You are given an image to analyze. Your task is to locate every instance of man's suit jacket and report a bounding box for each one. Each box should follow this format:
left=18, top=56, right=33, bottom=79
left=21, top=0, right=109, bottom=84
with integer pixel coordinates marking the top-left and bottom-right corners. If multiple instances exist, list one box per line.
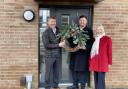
left=42, top=27, right=61, bottom=58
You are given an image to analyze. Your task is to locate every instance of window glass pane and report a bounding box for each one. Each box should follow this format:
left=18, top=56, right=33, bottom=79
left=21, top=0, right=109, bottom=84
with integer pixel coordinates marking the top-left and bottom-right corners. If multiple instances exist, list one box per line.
left=61, top=15, right=70, bottom=26
left=39, top=9, right=50, bottom=48
left=39, top=8, right=50, bottom=85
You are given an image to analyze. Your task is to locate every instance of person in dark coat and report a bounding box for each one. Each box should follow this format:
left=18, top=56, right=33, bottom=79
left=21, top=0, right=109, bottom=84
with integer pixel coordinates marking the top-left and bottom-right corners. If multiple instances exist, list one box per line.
left=42, top=17, right=65, bottom=89
left=68, top=15, right=93, bottom=89
left=89, top=24, right=112, bottom=89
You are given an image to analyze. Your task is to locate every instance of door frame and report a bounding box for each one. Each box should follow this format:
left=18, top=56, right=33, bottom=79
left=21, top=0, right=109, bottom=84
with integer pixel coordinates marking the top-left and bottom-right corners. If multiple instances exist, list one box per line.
left=39, top=5, right=93, bottom=28
left=38, top=5, right=94, bottom=88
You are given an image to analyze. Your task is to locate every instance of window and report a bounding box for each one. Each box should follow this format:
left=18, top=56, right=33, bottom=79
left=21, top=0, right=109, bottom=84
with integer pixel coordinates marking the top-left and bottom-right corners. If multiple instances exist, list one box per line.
left=39, top=8, right=50, bottom=48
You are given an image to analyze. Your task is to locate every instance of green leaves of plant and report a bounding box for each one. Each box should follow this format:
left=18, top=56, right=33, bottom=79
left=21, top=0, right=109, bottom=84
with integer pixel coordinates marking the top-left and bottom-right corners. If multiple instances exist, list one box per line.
left=57, top=24, right=90, bottom=46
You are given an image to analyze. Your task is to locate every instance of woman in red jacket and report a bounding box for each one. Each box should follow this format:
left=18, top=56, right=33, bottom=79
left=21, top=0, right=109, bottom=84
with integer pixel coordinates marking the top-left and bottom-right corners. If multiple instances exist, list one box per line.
left=89, top=24, right=112, bottom=89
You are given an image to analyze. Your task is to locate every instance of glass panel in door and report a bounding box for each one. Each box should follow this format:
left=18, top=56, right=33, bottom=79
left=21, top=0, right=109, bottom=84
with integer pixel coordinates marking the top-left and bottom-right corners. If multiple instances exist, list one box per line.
left=39, top=8, right=50, bottom=86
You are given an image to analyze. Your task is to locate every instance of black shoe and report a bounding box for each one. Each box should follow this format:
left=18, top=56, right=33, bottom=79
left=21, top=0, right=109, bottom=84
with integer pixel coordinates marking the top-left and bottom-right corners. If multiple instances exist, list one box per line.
left=52, top=87, right=60, bottom=89
left=81, top=87, right=85, bottom=89
left=67, top=85, right=79, bottom=89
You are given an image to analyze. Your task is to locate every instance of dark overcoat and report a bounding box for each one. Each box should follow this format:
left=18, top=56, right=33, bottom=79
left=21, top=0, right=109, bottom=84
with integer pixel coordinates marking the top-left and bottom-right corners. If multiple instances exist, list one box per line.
left=69, top=26, right=93, bottom=71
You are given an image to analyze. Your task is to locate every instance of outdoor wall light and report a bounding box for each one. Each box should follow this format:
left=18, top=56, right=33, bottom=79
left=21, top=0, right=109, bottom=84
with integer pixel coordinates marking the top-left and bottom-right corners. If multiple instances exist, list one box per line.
left=23, top=9, right=35, bottom=22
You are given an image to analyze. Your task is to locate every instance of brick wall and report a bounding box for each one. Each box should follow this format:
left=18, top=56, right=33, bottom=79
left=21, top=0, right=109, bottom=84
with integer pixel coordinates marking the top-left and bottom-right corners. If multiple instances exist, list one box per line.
left=0, top=0, right=38, bottom=89
left=93, top=0, right=128, bottom=88
left=0, top=0, right=128, bottom=88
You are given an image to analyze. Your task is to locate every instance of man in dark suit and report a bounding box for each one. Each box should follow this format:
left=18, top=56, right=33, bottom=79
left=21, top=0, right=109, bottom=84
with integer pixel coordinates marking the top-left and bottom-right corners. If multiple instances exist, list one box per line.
left=68, top=15, right=93, bottom=89
left=42, top=17, right=65, bottom=89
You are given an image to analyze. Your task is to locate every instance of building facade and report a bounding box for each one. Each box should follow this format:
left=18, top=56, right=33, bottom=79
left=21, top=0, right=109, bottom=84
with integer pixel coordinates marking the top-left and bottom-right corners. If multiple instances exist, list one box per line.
left=0, top=0, right=128, bottom=89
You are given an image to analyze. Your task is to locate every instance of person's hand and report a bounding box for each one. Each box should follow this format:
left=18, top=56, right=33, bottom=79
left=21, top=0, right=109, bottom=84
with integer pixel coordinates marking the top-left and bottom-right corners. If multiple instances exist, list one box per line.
left=59, top=41, right=65, bottom=47
left=109, top=65, right=111, bottom=68
left=81, top=46, right=86, bottom=50
left=77, top=45, right=86, bottom=50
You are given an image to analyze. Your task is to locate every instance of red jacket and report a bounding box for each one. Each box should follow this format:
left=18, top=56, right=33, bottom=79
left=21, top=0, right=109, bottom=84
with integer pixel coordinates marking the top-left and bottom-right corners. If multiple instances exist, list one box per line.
left=89, top=36, right=112, bottom=72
